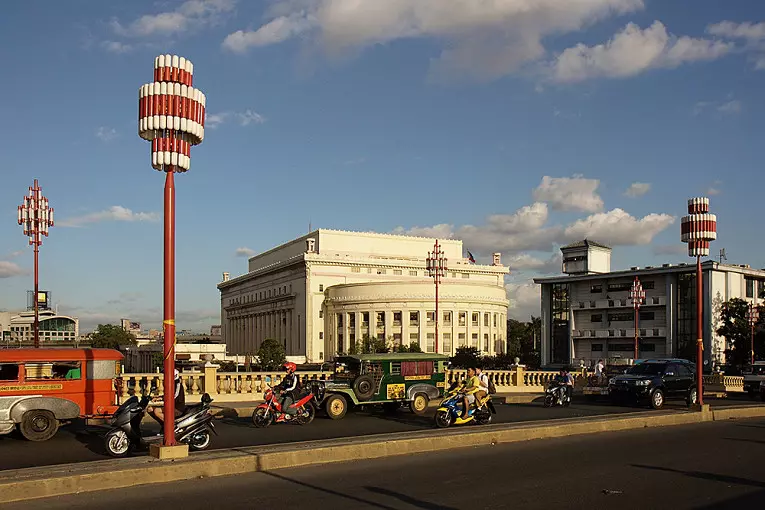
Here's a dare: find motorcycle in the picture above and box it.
[251,380,324,428]
[104,392,217,458]
[434,382,496,428]
[544,382,571,408]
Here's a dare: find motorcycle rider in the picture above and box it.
[557,369,574,402]
[148,368,186,432]
[460,367,481,420]
[275,362,300,422]
[474,366,489,409]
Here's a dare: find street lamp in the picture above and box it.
[426,240,447,354]
[17,179,54,348]
[681,197,717,408]
[746,302,759,367]
[629,276,645,362]
[139,54,206,447]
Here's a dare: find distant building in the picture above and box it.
[534,240,765,368]
[218,229,510,363]
[0,309,80,347]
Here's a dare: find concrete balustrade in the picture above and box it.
[116,365,746,404]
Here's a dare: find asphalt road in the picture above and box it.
[4,416,764,510]
[0,396,759,471]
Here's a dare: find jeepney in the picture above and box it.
[319,353,449,420]
[0,348,123,441]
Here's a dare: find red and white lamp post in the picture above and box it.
[426,241,447,354]
[629,276,645,362]
[746,303,759,367]
[17,180,54,349]
[681,197,717,407]
[139,55,206,446]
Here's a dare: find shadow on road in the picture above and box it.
[261,471,399,509]
[632,464,765,489]
[365,486,458,510]
[693,488,765,509]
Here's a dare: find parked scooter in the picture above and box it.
[104,392,217,457]
[251,381,324,427]
[434,382,496,428]
[543,382,571,408]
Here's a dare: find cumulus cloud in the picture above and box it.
[58,206,159,227]
[235,247,256,257]
[206,110,267,129]
[717,100,742,114]
[0,261,29,278]
[223,0,646,82]
[111,0,237,38]
[95,127,117,141]
[505,253,562,275]
[551,21,732,82]
[694,99,742,116]
[101,41,132,53]
[506,281,541,321]
[624,182,651,197]
[563,208,675,245]
[391,224,454,239]
[533,176,604,213]
[707,21,765,41]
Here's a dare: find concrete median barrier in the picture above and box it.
[2,404,765,504]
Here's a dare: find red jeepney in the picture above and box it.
[0,348,123,441]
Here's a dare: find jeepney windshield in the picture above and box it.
[334,360,361,379]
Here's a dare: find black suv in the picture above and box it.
[608,359,699,409]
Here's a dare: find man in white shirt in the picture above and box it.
[474,367,490,407]
[595,359,605,383]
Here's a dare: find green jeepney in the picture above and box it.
[320,353,449,420]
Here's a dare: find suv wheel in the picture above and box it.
[650,388,664,410]
[687,387,699,406]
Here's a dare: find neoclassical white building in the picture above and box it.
[218,229,510,363]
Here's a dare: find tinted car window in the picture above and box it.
[627,363,664,376]
[677,364,693,377]
[665,364,680,376]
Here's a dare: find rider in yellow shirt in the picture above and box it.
[461,367,481,420]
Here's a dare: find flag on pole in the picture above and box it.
[467,250,476,263]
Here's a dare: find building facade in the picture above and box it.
[218,229,510,363]
[535,240,765,368]
[0,310,80,347]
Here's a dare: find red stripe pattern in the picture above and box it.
[680,197,717,257]
[138,54,205,173]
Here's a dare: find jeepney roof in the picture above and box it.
[0,348,124,362]
[336,353,449,362]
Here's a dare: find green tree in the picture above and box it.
[716,298,764,368]
[450,346,481,368]
[150,352,163,371]
[257,338,286,370]
[90,324,136,349]
[408,341,423,353]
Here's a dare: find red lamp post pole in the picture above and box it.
[139,54,206,448]
[630,276,644,362]
[681,197,717,409]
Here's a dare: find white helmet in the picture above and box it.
[174,369,180,380]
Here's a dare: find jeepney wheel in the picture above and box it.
[19,410,59,442]
[105,430,131,458]
[409,393,429,416]
[352,375,375,401]
[434,409,453,428]
[325,394,347,420]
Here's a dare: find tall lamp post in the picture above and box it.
[629,276,645,361]
[139,54,206,447]
[426,240,447,354]
[681,197,717,407]
[746,303,759,367]
[17,179,54,349]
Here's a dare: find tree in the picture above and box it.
[408,341,423,353]
[716,298,764,368]
[257,338,286,370]
[90,324,136,349]
[450,346,481,368]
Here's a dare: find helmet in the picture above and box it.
[283,362,297,373]
[174,369,180,380]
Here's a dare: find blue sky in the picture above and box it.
[1,0,764,331]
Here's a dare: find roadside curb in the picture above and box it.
[2,404,764,504]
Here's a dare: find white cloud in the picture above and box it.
[95,127,117,142]
[223,0,646,81]
[624,182,651,197]
[101,41,132,53]
[506,281,541,321]
[706,186,722,196]
[206,110,266,129]
[717,100,742,114]
[551,21,732,83]
[505,253,561,275]
[707,21,765,42]
[391,224,454,239]
[111,0,237,38]
[58,206,159,227]
[694,99,743,116]
[564,208,675,245]
[0,261,28,278]
[533,175,604,213]
[235,247,256,257]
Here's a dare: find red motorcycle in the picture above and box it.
[251,382,323,427]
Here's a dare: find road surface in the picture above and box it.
[4,415,764,509]
[0,397,758,471]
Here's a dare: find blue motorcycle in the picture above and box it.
[434,382,496,428]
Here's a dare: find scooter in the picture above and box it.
[251,381,324,428]
[434,382,496,428]
[104,392,217,457]
[544,382,571,407]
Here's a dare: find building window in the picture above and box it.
[393,311,402,325]
[393,269,402,275]
[319,332,323,339]
[746,278,755,298]
[472,313,479,327]
[426,333,435,352]
[319,284,324,292]
[493,313,498,327]
[393,333,402,345]
[349,314,356,328]
[639,311,655,321]
[319,310,324,319]
[377,268,386,275]
[462,273,470,279]
[607,282,633,292]
[409,270,418,276]
[471,333,479,347]
[376,312,385,327]
[608,312,633,322]
[590,285,602,293]
[351,267,361,273]
[459,312,467,326]
[483,334,489,352]
[590,301,596,308]
[591,344,603,352]
[427,311,435,324]
[641,343,656,352]
[409,311,419,326]
[484,313,490,327]
[336,313,343,326]
[410,333,419,342]
[591,314,603,322]
[458,333,466,346]
[362,312,369,327]
[443,333,452,353]
[443,311,452,325]
[642,281,655,290]
[550,283,571,364]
